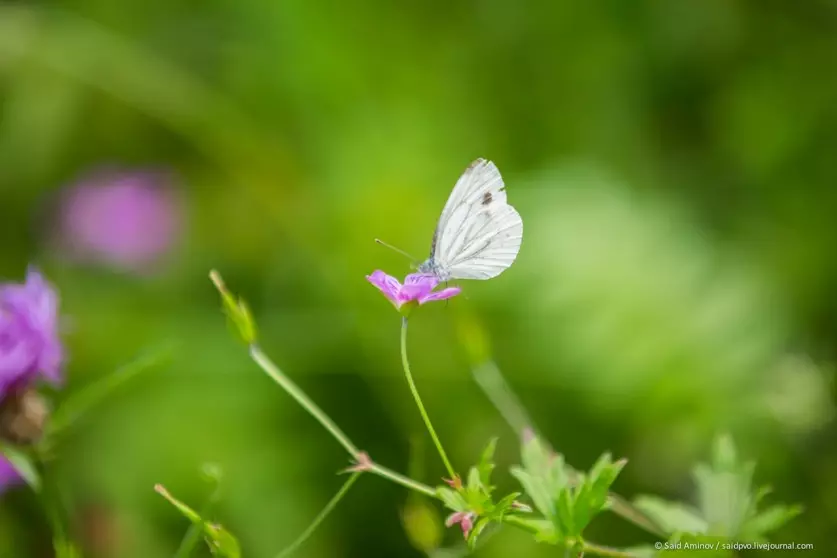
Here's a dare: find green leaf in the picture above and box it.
[554,487,574,536]
[740,504,803,541]
[712,434,738,471]
[488,492,521,520]
[520,434,552,478]
[694,463,754,537]
[571,455,626,533]
[436,486,468,513]
[1,444,40,491]
[466,466,482,494]
[634,433,802,544]
[508,516,559,544]
[477,437,498,491]
[633,496,708,535]
[510,467,553,519]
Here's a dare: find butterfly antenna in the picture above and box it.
[375,238,418,266]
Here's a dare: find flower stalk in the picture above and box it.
[399,317,457,480]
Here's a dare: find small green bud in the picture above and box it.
[209,270,257,345]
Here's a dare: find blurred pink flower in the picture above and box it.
[53,170,182,272]
[366,271,460,312]
[0,457,22,494]
[445,511,476,539]
[0,268,63,399]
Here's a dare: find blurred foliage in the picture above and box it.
[1,1,837,557]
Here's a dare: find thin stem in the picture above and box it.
[399,317,456,480]
[369,464,436,498]
[249,343,438,498]
[174,481,221,558]
[249,345,359,457]
[275,472,361,558]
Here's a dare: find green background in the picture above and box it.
[1,2,836,556]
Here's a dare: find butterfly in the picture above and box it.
[415,159,523,281]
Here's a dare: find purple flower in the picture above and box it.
[366,271,460,314]
[445,511,476,539]
[52,169,182,273]
[0,457,22,494]
[0,268,63,400]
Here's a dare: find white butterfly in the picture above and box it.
[416,159,523,281]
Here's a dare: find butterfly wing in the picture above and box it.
[430,159,523,280]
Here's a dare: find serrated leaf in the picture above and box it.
[436,486,469,513]
[752,485,772,507]
[488,492,521,520]
[694,465,753,537]
[712,434,737,471]
[571,456,626,532]
[1,445,40,492]
[510,467,553,519]
[477,438,498,491]
[521,434,552,478]
[633,496,708,535]
[466,467,482,494]
[554,488,575,536]
[740,504,803,541]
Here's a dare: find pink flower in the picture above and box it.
[51,169,182,273]
[0,457,22,494]
[366,271,460,313]
[445,511,476,539]
[0,268,64,399]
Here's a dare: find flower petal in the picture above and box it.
[366,271,403,307]
[445,511,467,528]
[400,273,438,302]
[419,286,461,304]
[0,458,22,494]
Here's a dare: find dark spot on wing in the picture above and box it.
[482,191,493,206]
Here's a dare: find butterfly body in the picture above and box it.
[418,159,523,281]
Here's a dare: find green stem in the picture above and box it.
[369,463,436,498]
[250,345,359,457]
[173,481,221,558]
[275,472,361,558]
[248,344,437,498]
[400,318,456,480]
